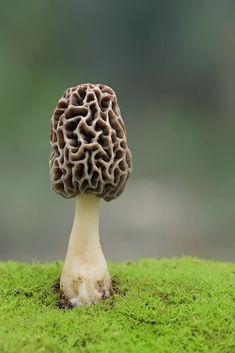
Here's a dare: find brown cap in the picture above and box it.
[49,83,132,201]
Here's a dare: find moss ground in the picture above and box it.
[0,257,235,353]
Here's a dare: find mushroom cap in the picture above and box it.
[49,83,132,201]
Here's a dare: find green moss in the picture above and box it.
[0,257,235,353]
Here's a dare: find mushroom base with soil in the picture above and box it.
[60,194,111,307]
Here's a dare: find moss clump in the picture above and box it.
[0,257,235,353]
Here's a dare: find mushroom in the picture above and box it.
[49,83,132,306]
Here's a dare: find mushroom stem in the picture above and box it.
[60,194,111,307]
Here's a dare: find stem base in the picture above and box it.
[60,262,111,306]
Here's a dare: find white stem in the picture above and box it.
[60,194,111,306]
[66,194,101,263]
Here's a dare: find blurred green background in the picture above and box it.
[1,1,235,262]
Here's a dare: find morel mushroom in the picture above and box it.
[49,83,132,306]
